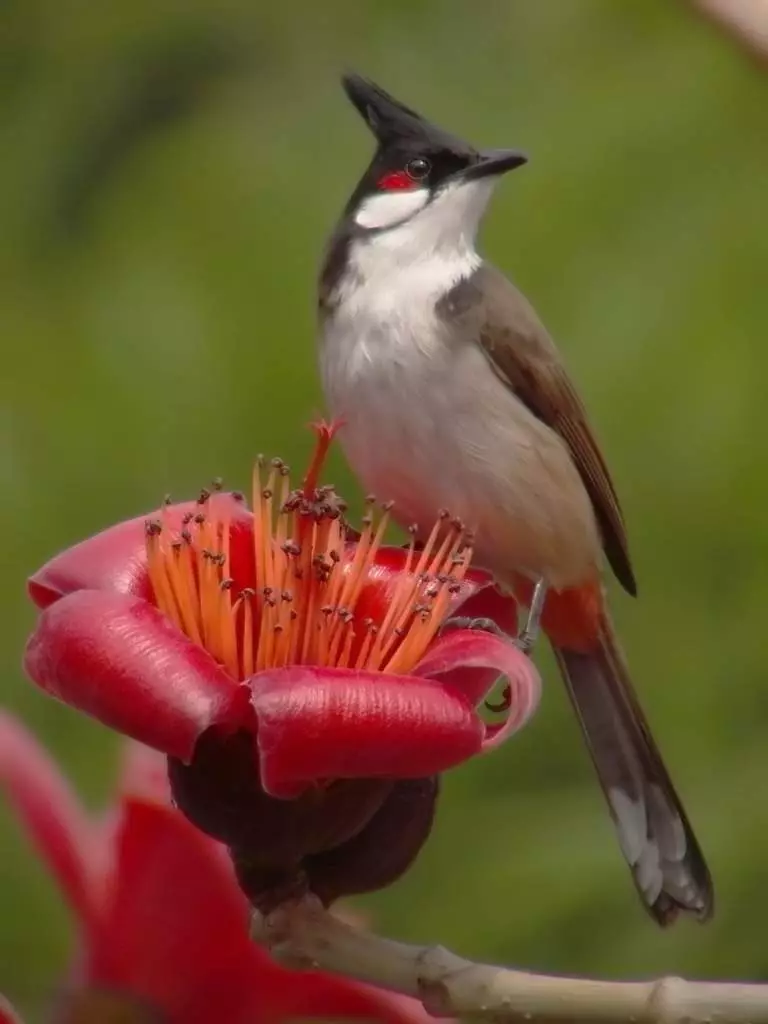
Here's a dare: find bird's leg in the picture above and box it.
[515,576,548,656]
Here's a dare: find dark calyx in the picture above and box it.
[168,729,439,913]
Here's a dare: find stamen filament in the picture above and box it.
[145,425,475,686]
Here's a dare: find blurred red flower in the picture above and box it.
[23,425,539,908]
[0,714,446,1024]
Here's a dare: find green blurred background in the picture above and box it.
[2,0,767,1018]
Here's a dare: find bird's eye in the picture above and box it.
[405,157,431,181]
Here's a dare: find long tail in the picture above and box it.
[551,606,713,925]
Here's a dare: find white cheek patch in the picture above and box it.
[354,188,429,230]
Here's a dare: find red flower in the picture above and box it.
[24,425,539,908]
[0,714,444,1024]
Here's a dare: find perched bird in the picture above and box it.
[316,73,713,925]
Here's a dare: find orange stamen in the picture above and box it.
[145,427,474,683]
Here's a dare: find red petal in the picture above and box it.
[0,713,98,930]
[414,629,541,749]
[0,996,24,1024]
[116,741,171,805]
[28,495,254,609]
[24,590,253,762]
[89,797,436,1024]
[86,798,263,1024]
[250,666,483,797]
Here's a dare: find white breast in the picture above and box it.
[319,243,601,588]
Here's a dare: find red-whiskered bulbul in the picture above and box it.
[317,73,713,925]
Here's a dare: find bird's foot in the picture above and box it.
[439,616,511,639]
[440,577,548,655]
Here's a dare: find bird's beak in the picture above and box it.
[462,149,528,181]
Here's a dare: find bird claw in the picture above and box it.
[441,578,548,655]
[439,616,511,639]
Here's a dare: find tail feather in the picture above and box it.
[552,611,713,925]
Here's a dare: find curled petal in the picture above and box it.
[28,495,254,609]
[249,666,484,798]
[414,629,541,749]
[0,712,98,930]
[24,590,252,762]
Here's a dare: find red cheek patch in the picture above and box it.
[377,170,415,191]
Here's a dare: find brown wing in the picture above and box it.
[441,264,636,596]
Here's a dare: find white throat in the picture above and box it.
[341,177,495,309]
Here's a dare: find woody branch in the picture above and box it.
[252,896,768,1023]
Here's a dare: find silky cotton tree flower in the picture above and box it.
[0,715,438,1024]
[24,424,540,911]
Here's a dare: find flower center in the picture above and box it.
[145,423,473,681]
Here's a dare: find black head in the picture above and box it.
[341,73,527,217]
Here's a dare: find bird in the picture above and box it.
[316,72,713,925]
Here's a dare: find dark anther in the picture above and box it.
[282,540,301,557]
[321,605,334,617]
[289,610,298,620]
[171,540,182,551]
[436,573,449,584]
[381,500,394,512]
[262,488,273,499]
[241,587,256,599]
[163,494,173,506]
[198,489,211,505]
[329,549,340,563]
[144,519,162,537]
[273,623,284,633]
[180,529,192,544]
[194,513,206,525]
[263,587,274,597]
[220,578,234,591]
[271,457,284,469]
[365,494,376,504]
[448,582,462,594]
[408,523,419,535]
[232,491,245,502]
[182,512,194,525]
[281,590,293,602]
[438,509,450,520]
[211,477,224,491]
[394,627,405,637]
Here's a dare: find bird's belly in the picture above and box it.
[320,317,601,589]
